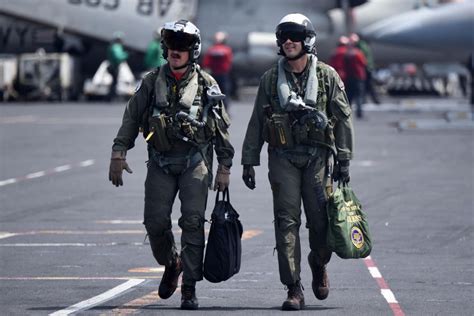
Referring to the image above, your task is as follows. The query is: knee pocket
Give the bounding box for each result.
[178,214,204,232]
[276,213,301,232]
[275,213,300,246]
[179,214,205,246]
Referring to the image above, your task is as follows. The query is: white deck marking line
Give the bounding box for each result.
[368,266,382,278]
[0,277,162,280]
[49,279,145,316]
[381,289,399,304]
[364,256,405,316]
[0,160,95,187]
[0,178,17,186]
[0,242,147,247]
[0,231,261,246]
[0,228,260,241]
[0,232,17,240]
[79,159,94,167]
[95,219,179,225]
[26,171,46,179]
[95,220,143,224]
[356,160,375,167]
[53,165,72,172]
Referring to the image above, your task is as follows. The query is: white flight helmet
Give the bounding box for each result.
[275,13,317,56]
[161,19,201,62]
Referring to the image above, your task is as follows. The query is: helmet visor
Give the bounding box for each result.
[276,23,307,43]
[162,29,196,51]
[276,30,306,43]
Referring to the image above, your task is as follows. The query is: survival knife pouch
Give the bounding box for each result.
[263,111,294,149]
[147,114,172,152]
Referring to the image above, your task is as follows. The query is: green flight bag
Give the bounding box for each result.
[327,183,372,259]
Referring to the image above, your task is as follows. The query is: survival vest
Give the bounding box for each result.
[141,65,225,152]
[262,60,336,154]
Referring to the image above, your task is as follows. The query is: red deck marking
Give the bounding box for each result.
[364,256,405,316]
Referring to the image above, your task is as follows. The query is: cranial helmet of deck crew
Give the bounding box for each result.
[161,19,201,62]
[214,31,228,45]
[275,13,317,56]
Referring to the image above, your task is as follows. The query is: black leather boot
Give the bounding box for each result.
[158,256,182,299]
[181,284,199,310]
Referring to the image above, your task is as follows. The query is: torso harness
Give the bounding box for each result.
[263,55,337,164]
[145,65,221,175]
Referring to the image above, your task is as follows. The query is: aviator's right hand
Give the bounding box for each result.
[109,151,133,187]
[242,165,256,190]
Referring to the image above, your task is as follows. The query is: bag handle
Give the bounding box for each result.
[215,188,230,204]
[337,181,349,188]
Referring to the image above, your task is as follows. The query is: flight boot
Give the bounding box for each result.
[181,284,199,310]
[281,281,305,311]
[158,256,182,299]
[311,264,330,300]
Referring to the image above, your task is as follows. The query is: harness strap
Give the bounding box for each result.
[149,143,210,173]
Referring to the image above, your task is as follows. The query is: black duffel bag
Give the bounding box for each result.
[203,188,243,283]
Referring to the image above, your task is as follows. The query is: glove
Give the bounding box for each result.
[109,151,133,187]
[214,164,230,192]
[333,160,350,183]
[242,165,256,190]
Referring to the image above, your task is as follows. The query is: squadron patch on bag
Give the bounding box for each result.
[351,226,364,249]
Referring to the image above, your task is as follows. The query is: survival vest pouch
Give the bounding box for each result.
[327,183,372,259]
[147,114,172,152]
[263,112,294,148]
[203,189,243,283]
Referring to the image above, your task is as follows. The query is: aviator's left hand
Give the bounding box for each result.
[214,164,230,191]
[333,160,350,184]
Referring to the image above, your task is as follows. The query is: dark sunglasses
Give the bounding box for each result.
[277,31,306,43]
[162,30,197,51]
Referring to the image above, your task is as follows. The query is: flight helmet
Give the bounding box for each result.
[161,19,201,62]
[275,13,317,57]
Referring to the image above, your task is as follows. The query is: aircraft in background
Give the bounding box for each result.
[0,0,198,76]
[357,0,473,96]
[0,0,369,99]
[361,0,474,64]
[1,0,468,99]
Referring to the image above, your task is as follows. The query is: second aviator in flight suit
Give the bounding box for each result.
[241,13,354,311]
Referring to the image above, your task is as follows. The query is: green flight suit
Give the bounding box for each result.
[241,57,353,286]
[112,63,234,286]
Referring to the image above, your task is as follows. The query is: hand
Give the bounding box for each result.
[333,160,350,183]
[214,164,230,192]
[109,151,133,187]
[242,165,256,190]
